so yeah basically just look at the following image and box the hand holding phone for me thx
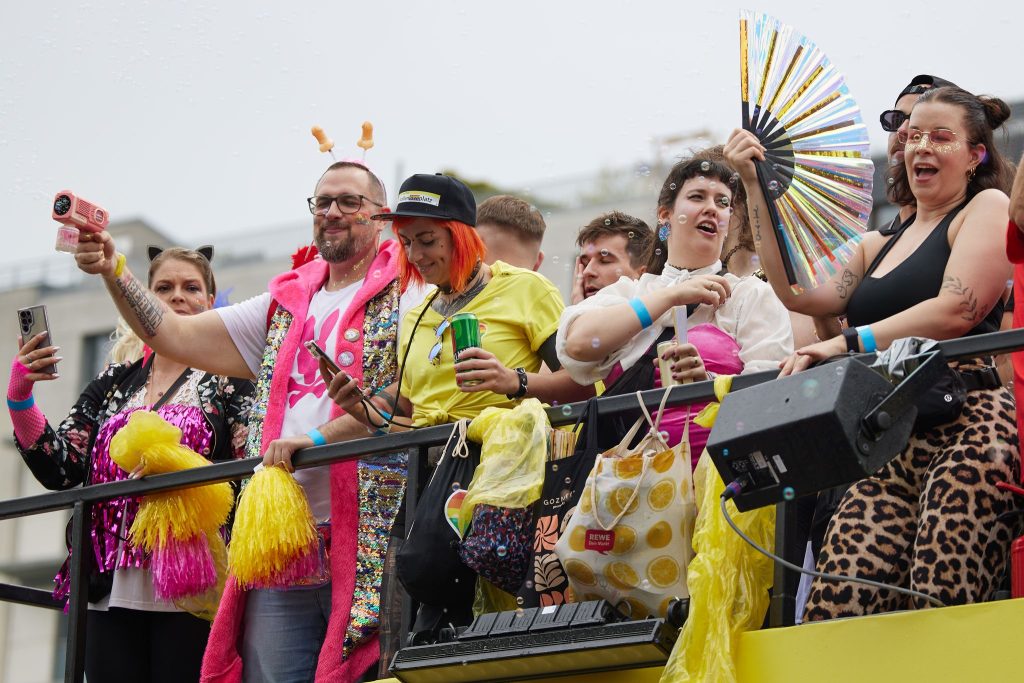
[304,340,341,379]
[17,306,59,377]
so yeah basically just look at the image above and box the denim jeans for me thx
[241,581,332,683]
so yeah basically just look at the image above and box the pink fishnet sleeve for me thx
[8,358,46,448]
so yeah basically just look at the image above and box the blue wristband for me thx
[629,298,654,329]
[7,395,35,411]
[856,326,877,353]
[306,428,327,447]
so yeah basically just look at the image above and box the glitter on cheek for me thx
[932,141,962,155]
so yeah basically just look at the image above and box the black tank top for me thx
[846,202,1003,335]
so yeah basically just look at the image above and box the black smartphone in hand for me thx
[303,340,341,378]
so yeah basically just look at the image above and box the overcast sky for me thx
[3,1,1022,269]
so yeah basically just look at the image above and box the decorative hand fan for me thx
[739,10,874,293]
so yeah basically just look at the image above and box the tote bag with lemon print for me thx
[553,389,696,618]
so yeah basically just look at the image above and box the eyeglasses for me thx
[879,109,910,133]
[306,194,383,216]
[428,318,450,365]
[896,128,967,147]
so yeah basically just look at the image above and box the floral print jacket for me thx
[18,358,254,490]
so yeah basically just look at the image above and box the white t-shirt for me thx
[556,261,794,385]
[217,281,429,520]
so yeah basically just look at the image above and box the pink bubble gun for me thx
[52,190,110,253]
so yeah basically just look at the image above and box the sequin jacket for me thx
[18,358,254,490]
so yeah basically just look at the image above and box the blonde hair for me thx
[107,317,145,365]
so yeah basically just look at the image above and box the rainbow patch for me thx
[445,488,467,537]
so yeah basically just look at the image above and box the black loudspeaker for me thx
[706,353,943,512]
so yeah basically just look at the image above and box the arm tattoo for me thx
[114,272,165,337]
[752,205,762,244]
[374,389,403,417]
[834,269,859,300]
[941,275,981,322]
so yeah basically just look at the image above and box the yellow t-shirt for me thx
[398,261,564,426]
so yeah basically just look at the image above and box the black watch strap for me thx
[842,327,860,353]
[506,367,528,399]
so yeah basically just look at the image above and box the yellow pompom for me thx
[228,465,319,588]
[108,411,234,549]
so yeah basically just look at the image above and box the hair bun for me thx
[979,95,1011,129]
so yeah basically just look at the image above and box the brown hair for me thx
[148,247,217,297]
[576,211,653,269]
[648,150,745,274]
[315,160,388,205]
[476,195,546,245]
[889,86,1014,206]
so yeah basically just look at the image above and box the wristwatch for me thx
[842,327,860,353]
[506,367,528,399]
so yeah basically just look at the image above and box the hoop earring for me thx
[657,222,671,242]
[966,166,977,181]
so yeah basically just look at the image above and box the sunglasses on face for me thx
[880,109,910,133]
[897,128,963,147]
[428,318,450,365]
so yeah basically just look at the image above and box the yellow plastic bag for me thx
[659,450,775,683]
[458,398,549,535]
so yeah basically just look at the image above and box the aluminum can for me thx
[451,312,482,386]
[657,341,678,387]
[657,340,693,386]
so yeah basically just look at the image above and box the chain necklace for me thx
[432,264,487,318]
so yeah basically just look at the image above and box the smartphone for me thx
[17,305,57,375]
[303,340,341,377]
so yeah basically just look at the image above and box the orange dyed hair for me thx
[395,218,486,292]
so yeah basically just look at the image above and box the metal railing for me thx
[3,329,1023,682]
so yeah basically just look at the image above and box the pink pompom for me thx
[151,534,217,600]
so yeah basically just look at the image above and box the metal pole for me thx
[64,500,89,683]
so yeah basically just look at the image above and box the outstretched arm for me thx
[75,231,253,378]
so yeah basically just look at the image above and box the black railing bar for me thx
[65,500,88,683]
[3,329,1022,522]
[0,378,736,521]
[0,583,63,610]
[937,328,1024,360]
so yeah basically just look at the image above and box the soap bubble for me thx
[604,218,612,226]
[801,379,820,399]
[497,545,508,557]
[669,182,677,190]
[452,482,461,490]
[628,231,635,239]
[700,161,711,172]
[782,486,796,501]
[654,248,662,255]
[658,430,670,442]
[591,338,601,349]
[768,180,780,192]
[561,405,572,416]
[677,214,688,223]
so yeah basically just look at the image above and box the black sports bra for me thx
[846,202,1003,336]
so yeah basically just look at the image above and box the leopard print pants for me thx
[803,384,1020,621]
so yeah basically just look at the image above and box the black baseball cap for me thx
[894,74,959,105]
[371,173,477,227]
